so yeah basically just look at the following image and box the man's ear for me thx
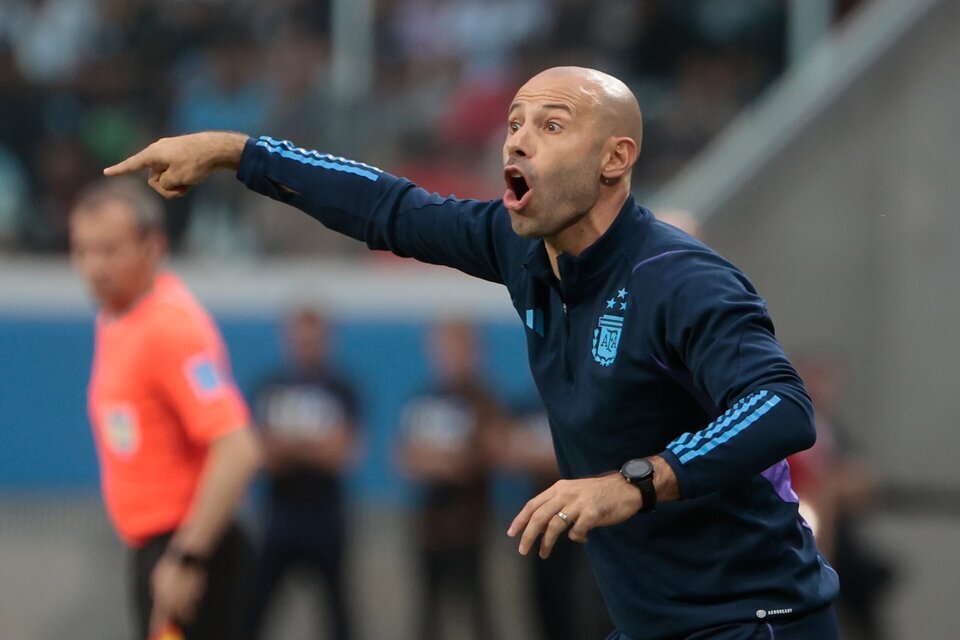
[600,137,639,182]
[146,231,168,263]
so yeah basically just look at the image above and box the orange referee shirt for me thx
[88,272,250,547]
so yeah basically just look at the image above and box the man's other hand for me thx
[507,472,644,559]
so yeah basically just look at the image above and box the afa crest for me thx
[592,287,628,366]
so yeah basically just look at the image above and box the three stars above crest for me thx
[606,288,628,311]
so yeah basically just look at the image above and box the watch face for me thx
[623,458,653,479]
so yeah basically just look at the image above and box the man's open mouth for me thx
[509,172,529,199]
[504,166,532,210]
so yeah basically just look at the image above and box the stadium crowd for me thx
[0,0,865,257]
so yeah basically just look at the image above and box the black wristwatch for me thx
[165,544,209,571]
[620,458,657,513]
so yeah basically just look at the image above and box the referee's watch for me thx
[165,544,209,571]
[620,458,657,513]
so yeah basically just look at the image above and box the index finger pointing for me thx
[103,150,153,177]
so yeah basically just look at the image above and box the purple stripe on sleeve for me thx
[631,249,698,273]
[761,460,812,530]
[760,459,800,505]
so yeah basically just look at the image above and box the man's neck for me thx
[101,275,157,318]
[545,188,628,279]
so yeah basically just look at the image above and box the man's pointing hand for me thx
[104,132,248,199]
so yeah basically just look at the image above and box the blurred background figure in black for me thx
[493,404,613,640]
[396,320,501,640]
[789,350,895,640]
[248,306,361,640]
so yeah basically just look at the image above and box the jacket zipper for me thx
[561,299,574,383]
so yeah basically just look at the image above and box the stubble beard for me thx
[510,162,600,241]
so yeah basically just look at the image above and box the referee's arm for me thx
[167,427,261,560]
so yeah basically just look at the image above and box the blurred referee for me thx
[70,180,261,640]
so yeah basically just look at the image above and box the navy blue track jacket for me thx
[238,136,839,640]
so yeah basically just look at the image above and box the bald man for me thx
[107,67,840,639]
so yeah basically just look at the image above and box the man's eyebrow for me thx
[541,103,574,114]
[508,102,575,115]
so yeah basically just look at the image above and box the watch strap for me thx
[165,544,209,570]
[621,459,657,513]
[634,472,656,513]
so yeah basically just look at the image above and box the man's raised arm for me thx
[106,133,514,285]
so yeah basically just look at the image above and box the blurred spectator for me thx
[168,28,271,136]
[396,320,500,640]
[261,28,333,146]
[630,0,787,193]
[245,0,332,42]
[789,351,895,640]
[23,133,99,252]
[637,46,761,191]
[165,25,275,256]
[0,37,47,177]
[445,0,552,75]
[493,404,612,640]
[0,0,101,85]
[240,18,375,258]
[0,144,29,251]
[248,306,361,640]
[667,0,785,61]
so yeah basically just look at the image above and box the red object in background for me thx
[787,414,840,498]
[391,160,494,201]
[438,73,516,149]
[787,451,816,497]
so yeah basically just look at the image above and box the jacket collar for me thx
[522,196,649,290]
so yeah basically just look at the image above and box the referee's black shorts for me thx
[131,523,253,640]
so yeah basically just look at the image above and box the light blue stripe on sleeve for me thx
[678,395,781,464]
[670,431,694,448]
[255,139,381,181]
[259,136,383,174]
[669,391,767,456]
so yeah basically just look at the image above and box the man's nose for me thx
[505,127,532,159]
